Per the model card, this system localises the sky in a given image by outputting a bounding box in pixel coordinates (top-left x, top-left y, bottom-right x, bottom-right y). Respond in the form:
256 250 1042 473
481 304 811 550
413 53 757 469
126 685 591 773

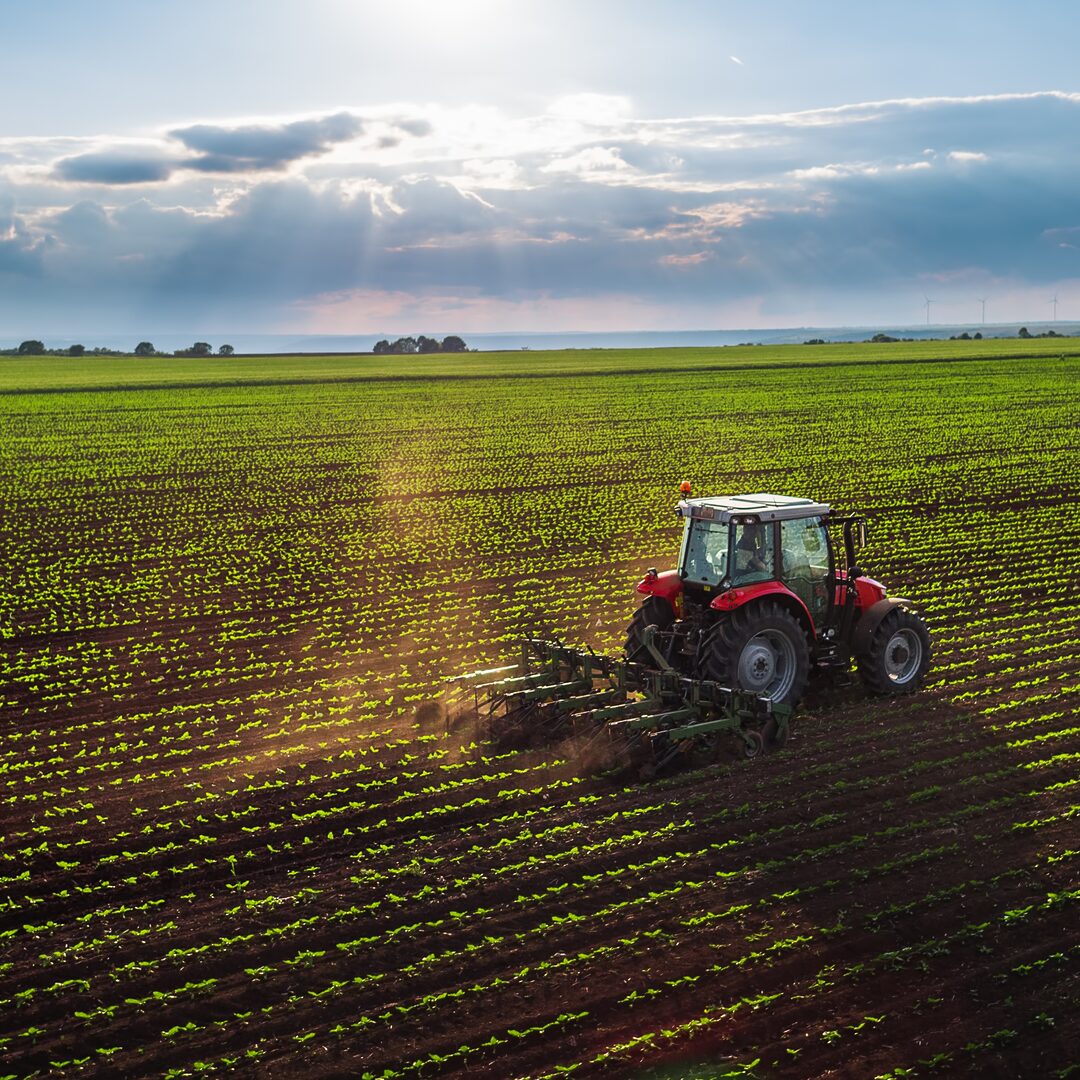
3 0 1080 340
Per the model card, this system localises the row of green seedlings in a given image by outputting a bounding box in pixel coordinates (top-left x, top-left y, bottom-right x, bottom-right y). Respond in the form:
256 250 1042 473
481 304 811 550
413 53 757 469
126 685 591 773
0 707 1022 975
6 756 1071 1067
6 700 1074 1002
6 678 1071 967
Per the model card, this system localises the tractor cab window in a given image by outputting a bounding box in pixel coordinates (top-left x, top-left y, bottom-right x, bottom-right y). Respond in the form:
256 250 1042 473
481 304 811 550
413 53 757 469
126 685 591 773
781 517 830 623
680 519 728 585
731 521 774 586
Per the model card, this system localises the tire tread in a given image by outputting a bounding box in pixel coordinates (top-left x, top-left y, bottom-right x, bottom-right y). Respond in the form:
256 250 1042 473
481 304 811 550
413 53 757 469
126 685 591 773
699 600 810 706
856 607 931 695
624 596 675 663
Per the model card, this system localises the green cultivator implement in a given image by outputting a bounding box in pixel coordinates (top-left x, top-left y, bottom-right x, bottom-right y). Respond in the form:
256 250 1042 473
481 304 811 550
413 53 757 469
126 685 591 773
452 637 792 776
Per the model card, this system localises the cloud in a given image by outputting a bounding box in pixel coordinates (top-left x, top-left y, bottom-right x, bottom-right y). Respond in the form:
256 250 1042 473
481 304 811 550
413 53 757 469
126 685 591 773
170 110 365 172
41 109 433 187
541 146 635 178
8 91 1080 332
660 251 712 268
46 200 112 246
53 148 178 184
394 117 433 138
0 192 46 276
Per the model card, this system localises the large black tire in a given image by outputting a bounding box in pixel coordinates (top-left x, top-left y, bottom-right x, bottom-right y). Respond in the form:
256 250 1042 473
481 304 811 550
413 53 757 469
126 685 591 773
699 600 810 707
857 607 931 695
623 596 675 665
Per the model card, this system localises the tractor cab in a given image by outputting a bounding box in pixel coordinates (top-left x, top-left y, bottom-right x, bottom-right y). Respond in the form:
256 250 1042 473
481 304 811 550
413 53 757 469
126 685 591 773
676 493 835 628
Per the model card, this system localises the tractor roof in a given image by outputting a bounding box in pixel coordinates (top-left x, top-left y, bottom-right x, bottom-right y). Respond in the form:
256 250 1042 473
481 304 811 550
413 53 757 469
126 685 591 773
677 492 831 523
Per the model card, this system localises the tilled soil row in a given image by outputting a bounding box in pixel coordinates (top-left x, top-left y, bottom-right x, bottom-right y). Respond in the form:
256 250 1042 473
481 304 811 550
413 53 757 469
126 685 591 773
8 755 1074 1077
2 702 1061 1008
2 704 1070 1024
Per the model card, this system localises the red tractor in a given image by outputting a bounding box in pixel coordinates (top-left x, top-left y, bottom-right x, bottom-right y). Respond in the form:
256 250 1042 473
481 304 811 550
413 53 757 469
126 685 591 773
455 489 931 769
625 490 930 706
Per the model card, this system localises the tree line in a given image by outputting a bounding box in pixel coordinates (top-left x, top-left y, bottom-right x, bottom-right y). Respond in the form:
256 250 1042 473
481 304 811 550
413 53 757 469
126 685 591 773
373 335 469 354
2 336 471 357
1 340 235 357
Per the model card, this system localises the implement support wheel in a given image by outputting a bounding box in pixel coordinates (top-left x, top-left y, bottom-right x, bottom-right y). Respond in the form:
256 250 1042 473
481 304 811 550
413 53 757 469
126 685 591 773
742 730 765 759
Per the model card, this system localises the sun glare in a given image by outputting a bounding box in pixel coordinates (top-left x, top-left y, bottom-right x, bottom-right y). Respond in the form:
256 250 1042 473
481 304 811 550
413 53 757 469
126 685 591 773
337 0 509 47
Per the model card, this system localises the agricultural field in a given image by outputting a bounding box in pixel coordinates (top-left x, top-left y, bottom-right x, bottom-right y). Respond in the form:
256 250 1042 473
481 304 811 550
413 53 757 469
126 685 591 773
1 342 1078 1079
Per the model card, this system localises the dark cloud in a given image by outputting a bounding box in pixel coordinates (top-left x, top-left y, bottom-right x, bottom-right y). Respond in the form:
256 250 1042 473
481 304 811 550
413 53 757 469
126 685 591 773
170 111 364 172
0 238 42 276
47 200 112 247
393 117 433 138
0 194 46 277
53 150 177 185
48 110 394 186
146 180 378 310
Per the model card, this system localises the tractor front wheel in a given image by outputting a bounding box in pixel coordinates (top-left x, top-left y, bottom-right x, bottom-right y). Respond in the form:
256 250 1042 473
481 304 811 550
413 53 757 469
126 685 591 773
623 596 675 665
857 608 931 694
700 600 810 707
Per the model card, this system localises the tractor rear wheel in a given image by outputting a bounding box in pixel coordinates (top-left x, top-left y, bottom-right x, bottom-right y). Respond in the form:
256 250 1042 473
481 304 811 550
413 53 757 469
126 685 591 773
699 600 810 707
624 596 675 665
857 607 931 694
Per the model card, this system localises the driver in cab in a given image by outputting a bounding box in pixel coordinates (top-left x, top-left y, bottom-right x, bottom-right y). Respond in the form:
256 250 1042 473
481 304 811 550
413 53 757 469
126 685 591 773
734 522 769 579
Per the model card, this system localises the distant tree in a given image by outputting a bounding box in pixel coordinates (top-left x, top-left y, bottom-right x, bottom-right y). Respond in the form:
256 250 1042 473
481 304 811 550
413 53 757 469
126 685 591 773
17 340 45 355
373 336 427 354
803 338 825 346
68 344 85 356
134 341 156 356
440 335 468 353
218 344 234 356
175 342 213 356
416 335 441 353
869 333 899 343
973 331 983 339
1018 326 1031 338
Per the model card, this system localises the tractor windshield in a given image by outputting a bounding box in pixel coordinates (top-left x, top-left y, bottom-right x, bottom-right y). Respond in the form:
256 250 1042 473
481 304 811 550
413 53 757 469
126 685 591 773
680 518 729 585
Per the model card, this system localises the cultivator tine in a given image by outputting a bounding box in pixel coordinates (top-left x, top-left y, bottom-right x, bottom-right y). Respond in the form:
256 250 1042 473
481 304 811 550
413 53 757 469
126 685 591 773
567 719 623 773
474 672 557 695
641 737 689 778
445 664 518 684
531 689 615 737
607 706 698 734
485 702 537 744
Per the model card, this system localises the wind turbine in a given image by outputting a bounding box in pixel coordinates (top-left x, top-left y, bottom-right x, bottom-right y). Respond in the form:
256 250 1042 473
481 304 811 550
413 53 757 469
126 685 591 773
977 297 987 326
1049 294 1058 322
924 296 934 328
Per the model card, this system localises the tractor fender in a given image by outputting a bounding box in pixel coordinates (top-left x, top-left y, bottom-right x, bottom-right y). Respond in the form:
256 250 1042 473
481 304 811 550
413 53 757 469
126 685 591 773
635 568 683 617
852 598 910 658
710 581 816 640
